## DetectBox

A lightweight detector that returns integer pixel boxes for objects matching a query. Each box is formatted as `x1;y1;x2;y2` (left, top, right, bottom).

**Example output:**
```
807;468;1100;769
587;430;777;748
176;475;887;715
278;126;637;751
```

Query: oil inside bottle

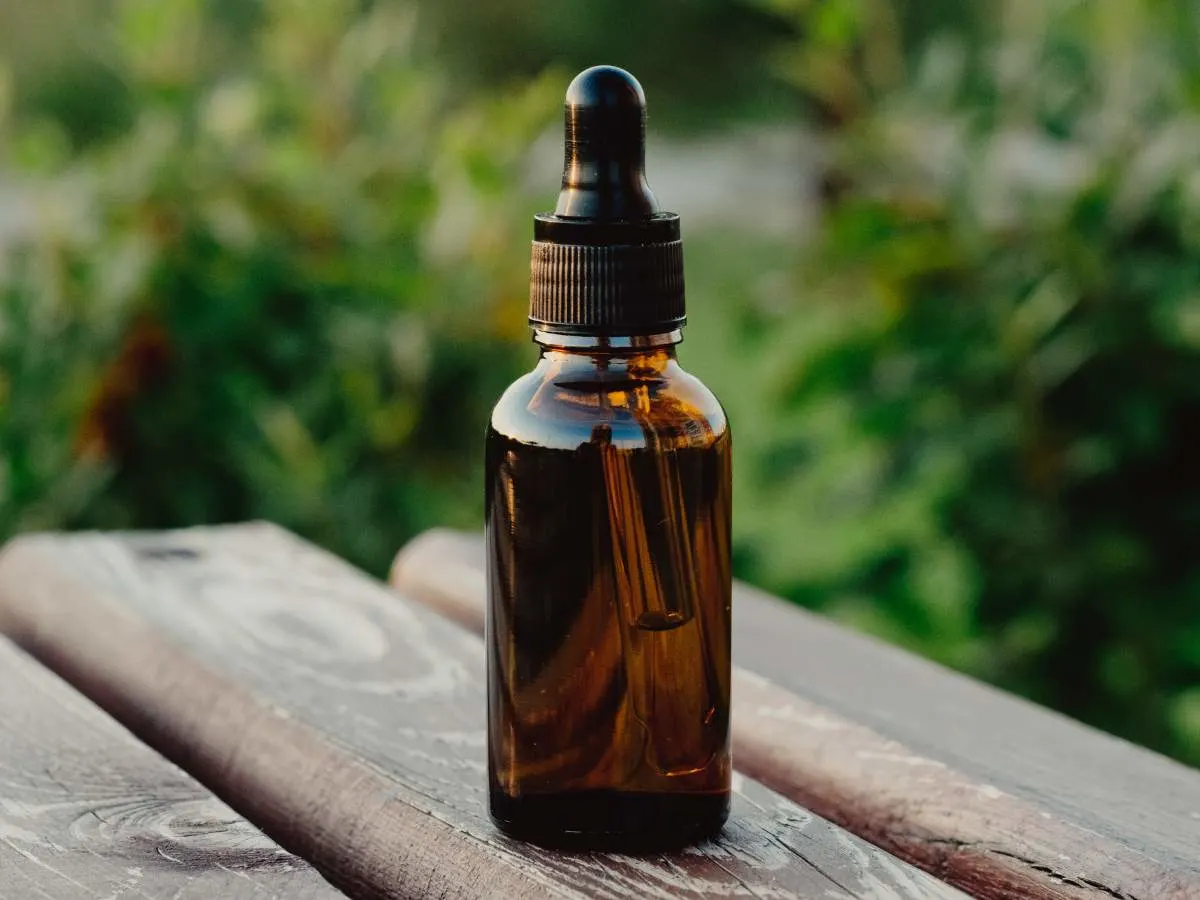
486;399;732;850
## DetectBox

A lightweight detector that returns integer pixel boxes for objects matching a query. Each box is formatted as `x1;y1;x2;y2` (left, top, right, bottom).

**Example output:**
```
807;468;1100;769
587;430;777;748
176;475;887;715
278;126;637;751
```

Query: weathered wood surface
392;528;1200;900
0;635;339;899
0;524;965;900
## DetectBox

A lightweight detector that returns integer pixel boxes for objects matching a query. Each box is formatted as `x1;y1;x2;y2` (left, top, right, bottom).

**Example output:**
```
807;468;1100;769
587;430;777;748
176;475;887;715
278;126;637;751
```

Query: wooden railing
0;522;1194;899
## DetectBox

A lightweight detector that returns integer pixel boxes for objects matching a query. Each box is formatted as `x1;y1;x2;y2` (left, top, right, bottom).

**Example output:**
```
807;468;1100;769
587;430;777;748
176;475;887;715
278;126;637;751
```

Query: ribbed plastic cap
529;66;685;335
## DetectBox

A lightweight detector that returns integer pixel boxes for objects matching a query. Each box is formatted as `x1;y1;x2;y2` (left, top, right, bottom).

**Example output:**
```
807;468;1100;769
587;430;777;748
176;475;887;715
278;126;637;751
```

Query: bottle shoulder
490;357;728;452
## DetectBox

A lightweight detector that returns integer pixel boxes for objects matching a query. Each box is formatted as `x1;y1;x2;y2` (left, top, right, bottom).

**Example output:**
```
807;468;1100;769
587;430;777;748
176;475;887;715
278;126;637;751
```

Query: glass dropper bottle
484;64;732;851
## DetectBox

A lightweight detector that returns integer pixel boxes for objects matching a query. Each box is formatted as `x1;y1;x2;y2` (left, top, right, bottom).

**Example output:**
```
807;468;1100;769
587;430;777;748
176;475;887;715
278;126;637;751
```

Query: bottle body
485;332;732;850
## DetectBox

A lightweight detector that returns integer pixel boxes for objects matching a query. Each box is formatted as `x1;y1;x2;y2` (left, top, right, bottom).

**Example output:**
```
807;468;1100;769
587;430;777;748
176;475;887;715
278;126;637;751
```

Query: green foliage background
2;0;1198;765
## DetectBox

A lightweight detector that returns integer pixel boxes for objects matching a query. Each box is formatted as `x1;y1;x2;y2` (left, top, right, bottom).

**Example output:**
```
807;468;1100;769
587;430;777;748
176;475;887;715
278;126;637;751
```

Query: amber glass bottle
485;66;732;851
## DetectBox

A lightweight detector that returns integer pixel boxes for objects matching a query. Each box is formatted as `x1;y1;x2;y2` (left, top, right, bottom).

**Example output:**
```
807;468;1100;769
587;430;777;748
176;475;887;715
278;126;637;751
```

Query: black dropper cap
530;66;684;335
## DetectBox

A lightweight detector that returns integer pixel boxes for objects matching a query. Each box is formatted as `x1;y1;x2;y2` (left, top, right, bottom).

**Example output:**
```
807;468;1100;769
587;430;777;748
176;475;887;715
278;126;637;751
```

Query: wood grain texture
391;528;1200;900
0;635;339;899
0;524;965;900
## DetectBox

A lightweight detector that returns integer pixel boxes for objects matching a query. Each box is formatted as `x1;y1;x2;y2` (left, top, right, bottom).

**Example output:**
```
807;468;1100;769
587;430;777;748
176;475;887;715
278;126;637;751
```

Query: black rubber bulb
555;65;659;220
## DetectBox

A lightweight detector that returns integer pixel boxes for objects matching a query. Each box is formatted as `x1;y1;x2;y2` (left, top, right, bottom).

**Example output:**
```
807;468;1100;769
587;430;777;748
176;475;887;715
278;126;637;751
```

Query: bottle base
490;788;730;852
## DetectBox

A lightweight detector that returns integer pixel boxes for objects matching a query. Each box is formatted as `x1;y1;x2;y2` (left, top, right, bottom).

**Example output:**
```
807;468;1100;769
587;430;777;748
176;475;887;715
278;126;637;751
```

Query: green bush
0;0;555;572
3;0;1198;768
729;0;1200;764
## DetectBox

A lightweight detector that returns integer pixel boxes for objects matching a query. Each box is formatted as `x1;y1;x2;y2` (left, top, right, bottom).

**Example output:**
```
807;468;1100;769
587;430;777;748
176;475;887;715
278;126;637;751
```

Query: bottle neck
533;328;682;357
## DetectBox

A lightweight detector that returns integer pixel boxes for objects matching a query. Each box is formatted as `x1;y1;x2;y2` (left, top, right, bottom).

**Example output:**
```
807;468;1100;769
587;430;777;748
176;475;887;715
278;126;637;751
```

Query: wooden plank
0;635;339;899
0;525;965;900
392;528;1200;900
